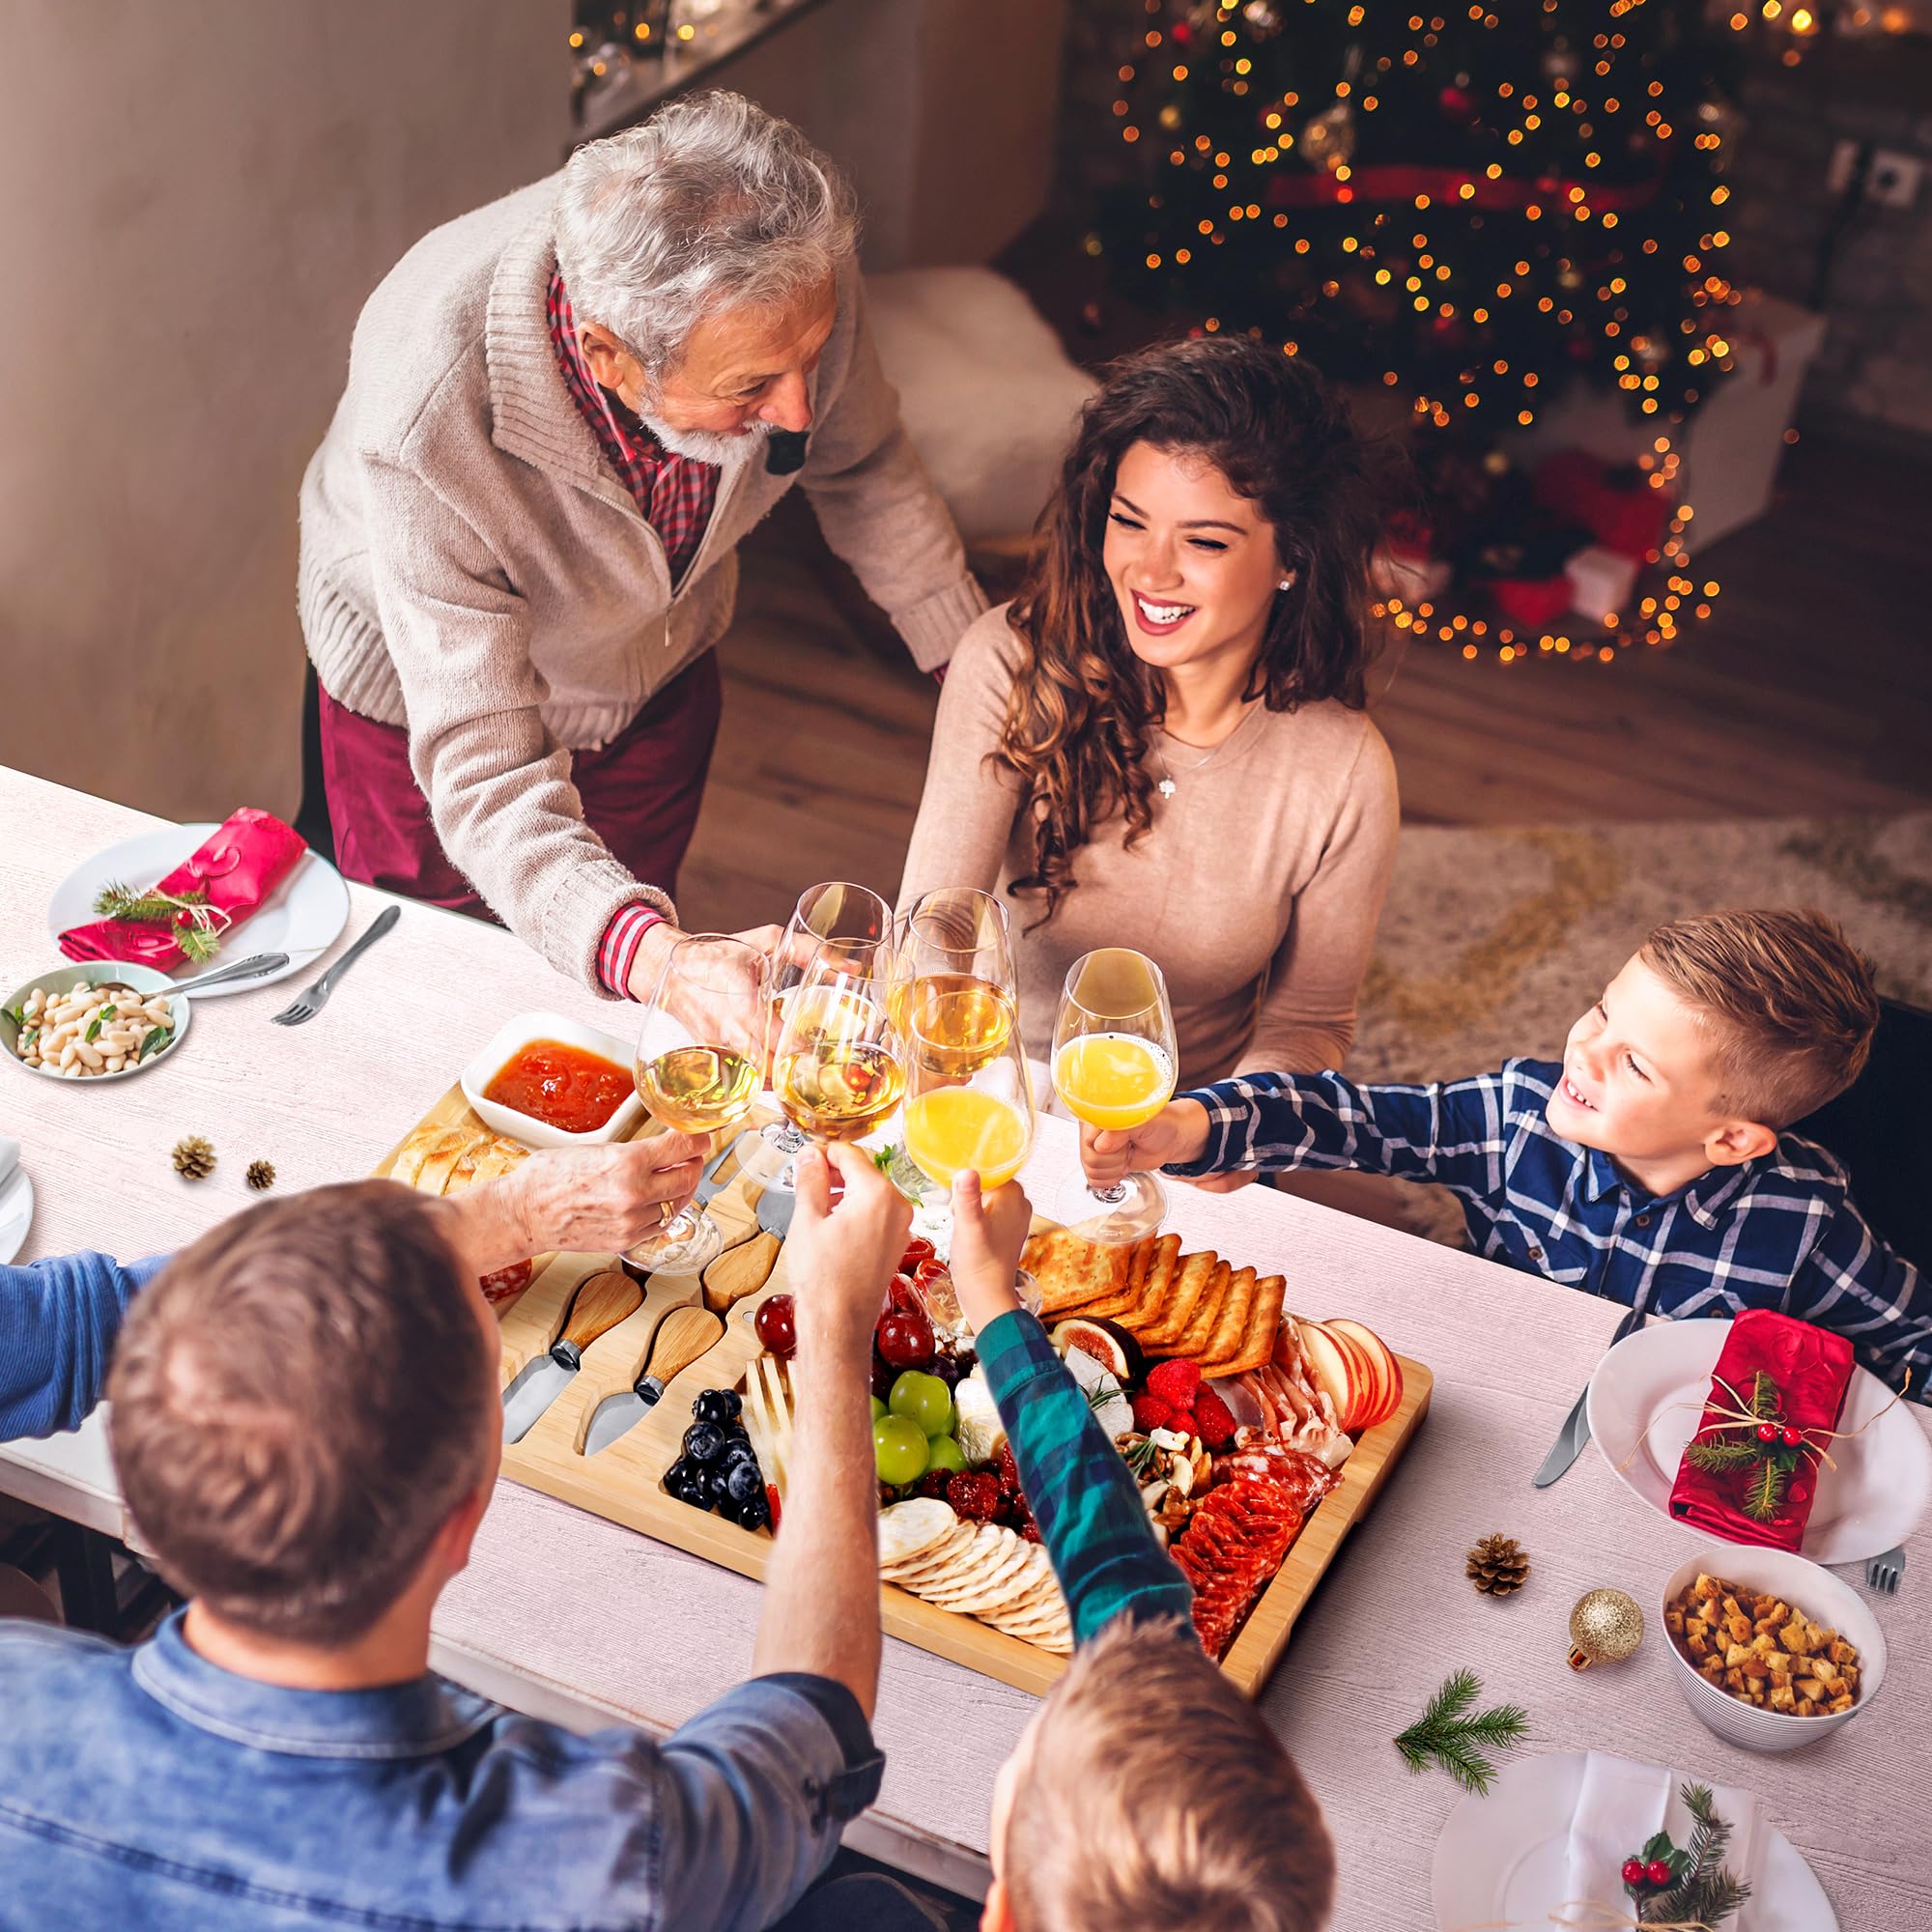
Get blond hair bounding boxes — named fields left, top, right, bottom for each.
left=1005, top=1620, right=1334, bottom=1932
left=1640, top=908, right=1879, bottom=1126
left=109, top=1182, right=497, bottom=1643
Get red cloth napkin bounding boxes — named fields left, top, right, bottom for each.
left=1668, top=1309, right=1854, bottom=1551
left=58, top=809, right=308, bottom=971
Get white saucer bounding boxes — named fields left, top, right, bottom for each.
left=47, top=823, right=349, bottom=994
left=1432, top=1751, right=1835, bottom=1930
left=1586, top=1318, right=1930, bottom=1565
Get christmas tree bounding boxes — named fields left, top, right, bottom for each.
left=1096, top=0, right=1751, bottom=660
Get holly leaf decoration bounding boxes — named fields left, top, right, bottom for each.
left=1640, top=1832, right=1673, bottom=1861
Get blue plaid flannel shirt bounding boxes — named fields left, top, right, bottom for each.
left=1169, top=1057, right=1929, bottom=1401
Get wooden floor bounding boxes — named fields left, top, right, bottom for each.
left=676, top=434, right=1930, bottom=936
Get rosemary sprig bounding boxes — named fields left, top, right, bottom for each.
left=1393, top=1668, right=1529, bottom=1795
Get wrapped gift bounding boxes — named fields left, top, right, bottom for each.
left=1492, top=574, right=1574, bottom=629
left=1566, top=544, right=1640, bottom=621
left=1668, top=1310, right=1854, bottom=1551
left=59, top=808, right=308, bottom=971
left=1535, top=451, right=1668, bottom=562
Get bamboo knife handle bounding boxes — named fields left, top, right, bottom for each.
left=550, top=1270, right=644, bottom=1369
left=636, top=1308, right=725, bottom=1401
left=701, top=1231, right=782, bottom=1315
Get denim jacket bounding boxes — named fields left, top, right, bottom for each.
left=0, top=1612, right=882, bottom=1931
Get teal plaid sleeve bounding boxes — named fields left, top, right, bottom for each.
left=976, top=1309, right=1193, bottom=1645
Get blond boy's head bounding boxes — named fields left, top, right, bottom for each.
left=1547, top=909, right=1878, bottom=1189
left=984, top=1620, right=1334, bottom=1932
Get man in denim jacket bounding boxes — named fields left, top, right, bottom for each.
left=0, top=1143, right=909, bottom=1932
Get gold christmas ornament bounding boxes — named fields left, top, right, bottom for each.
left=1567, top=1587, right=1644, bottom=1670
left=171, top=1135, right=216, bottom=1181
left=1466, top=1533, right=1531, bottom=1597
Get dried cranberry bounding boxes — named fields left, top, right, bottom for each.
left=947, top=1471, right=1001, bottom=1521
left=1018, top=1519, right=1044, bottom=1544
left=994, top=1444, right=1022, bottom=1493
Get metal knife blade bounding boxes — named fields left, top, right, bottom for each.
left=583, top=1307, right=724, bottom=1455
left=499, top=1268, right=642, bottom=1445
left=1532, top=1299, right=1648, bottom=1488
left=694, top=1140, right=743, bottom=1207
left=502, top=1354, right=577, bottom=1445
left=755, top=1182, right=795, bottom=1238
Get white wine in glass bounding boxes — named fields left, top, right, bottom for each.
left=632, top=934, right=770, bottom=1273
left=1051, top=947, right=1178, bottom=1244
left=773, top=944, right=906, bottom=1147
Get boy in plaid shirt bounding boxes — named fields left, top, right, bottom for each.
left=1083, top=909, right=1929, bottom=1399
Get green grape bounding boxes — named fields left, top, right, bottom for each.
left=870, top=1395, right=888, bottom=1423
left=888, top=1370, right=955, bottom=1439
left=873, top=1414, right=930, bottom=1486
left=924, top=1434, right=966, bottom=1474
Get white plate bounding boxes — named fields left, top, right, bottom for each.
left=46, top=823, right=349, bottom=994
left=1432, top=1751, right=1835, bottom=1931
left=0, top=1161, right=32, bottom=1264
left=1587, top=1318, right=1930, bottom=1565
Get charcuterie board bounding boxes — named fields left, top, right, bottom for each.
left=376, top=1082, right=1432, bottom=1697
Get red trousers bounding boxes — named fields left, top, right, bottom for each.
left=317, top=654, right=722, bottom=922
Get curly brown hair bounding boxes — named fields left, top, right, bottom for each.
left=997, top=336, right=1383, bottom=923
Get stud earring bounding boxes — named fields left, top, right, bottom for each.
left=1277, top=576, right=1295, bottom=591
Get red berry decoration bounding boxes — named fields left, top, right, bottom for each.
left=1755, top=1422, right=1780, bottom=1443
left=1646, top=1861, right=1672, bottom=1888
left=1780, top=1425, right=1803, bottom=1447
left=1621, top=1859, right=1646, bottom=1887
left=876, top=1305, right=937, bottom=1372
left=753, top=1293, right=797, bottom=1359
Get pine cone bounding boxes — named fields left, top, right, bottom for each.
left=171, top=1135, right=216, bottom=1181
left=245, top=1158, right=276, bottom=1192
left=1466, top=1533, right=1530, bottom=1597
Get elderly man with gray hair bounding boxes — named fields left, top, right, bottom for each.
left=300, top=93, right=984, bottom=1023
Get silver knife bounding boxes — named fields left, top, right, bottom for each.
left=1532, top=1299, right=1647, bottom=1487
left=501, top=1268, right=642, bottom=1443
left=694, top=1139, right=745, bottom=1207
left=755, top=1180, right=795, bottom=1238
left=583, top=1304, right=724, bottom=1455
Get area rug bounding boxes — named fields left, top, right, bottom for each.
left=1327, top=812, right=1932, bottom=1246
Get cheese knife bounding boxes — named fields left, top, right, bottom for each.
left=583, top=1306, right=726, bottom=1455
left=500, top=1268, right=643, bottom=1444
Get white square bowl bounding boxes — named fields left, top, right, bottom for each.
left=458, top=1010, right=643, bottom=1150
left=1661, top=1545, right=1886, bottom=1752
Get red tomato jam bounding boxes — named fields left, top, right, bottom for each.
left=483, top=1038, right=632, bottom=1134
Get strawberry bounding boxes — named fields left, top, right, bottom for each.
left=1146, top=1358, right=1204, bottom=1408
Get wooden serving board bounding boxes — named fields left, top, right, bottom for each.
left=377, top=1086, right=1433, bottom=1698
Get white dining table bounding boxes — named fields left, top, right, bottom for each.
left=2, top=766, right=1927, bottom=1928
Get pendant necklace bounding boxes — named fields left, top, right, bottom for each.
left=1151, top=709, right=1254, bottom=800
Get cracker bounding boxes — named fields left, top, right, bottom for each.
left=1024, top=1229, right=1132, bottom=1315
left=1199, top=1265, right=1259, bottom=1366
left=1137, top=1248, right=1219, bottom=1350
left=1115, top=1234, right=1182, bottom=1333
left=1069, top=1235, right=1159, bottom=1321
left=878, top=1498, right=957, bottom=1570
left=1210, top=1272, right=1287, bottom=1378
left=887, top=1522, right=980, bottom=1585
left=1170, top=1259, right=1234, bottom=1359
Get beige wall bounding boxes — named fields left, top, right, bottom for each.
left=0, top=2, right=567, bottom=822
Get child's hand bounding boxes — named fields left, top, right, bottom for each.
left=1082, top=1098, right=1212, bottom=1190
left=948, top=1172, right=1033, bottom=1332
left=784, top=1143, right=913, bottom=1363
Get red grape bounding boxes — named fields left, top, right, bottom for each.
left=753, top=1293, right=797, bottom=1358
left=875, top=1306, right=936, bottom=1372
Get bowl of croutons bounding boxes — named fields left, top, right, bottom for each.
left=1661, top=1549, right=1886, bottom=1751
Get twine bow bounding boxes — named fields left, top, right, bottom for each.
left=1614, top=1366, right=1910, bottom=1477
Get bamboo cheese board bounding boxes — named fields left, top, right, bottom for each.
left=377, top=1081, right=1433, bottom=1698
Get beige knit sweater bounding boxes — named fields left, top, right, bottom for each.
left=298, top=173, right=985, bottom=991
left=898, top=606, right=1399, bottom=1085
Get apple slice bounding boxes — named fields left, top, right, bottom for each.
left=1327, top=1318, right=1400, bottom=1428
left=1294, top=1317, right=1355, bottom=1429
left=1322, top=1322, right=1380, bottom=1433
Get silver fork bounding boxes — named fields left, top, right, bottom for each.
left=1866, top=1545, right=1906, bottom=1595
left=270, top=905, right=401, bottom=1026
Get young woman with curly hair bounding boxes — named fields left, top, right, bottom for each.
left=899, top=337, right=1398, bottom=1131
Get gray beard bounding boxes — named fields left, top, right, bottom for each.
left=636, top=409, right=773, bottom=468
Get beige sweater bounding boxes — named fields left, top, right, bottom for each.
left=298, top=173, right=984, bottom=991
left=898, top=607, right=1399, bottom=1085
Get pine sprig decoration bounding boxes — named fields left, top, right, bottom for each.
left=1685, top=1437, right=1759, bottom=1472
left=1743, top=1455, right=1790, bottom=1522
left=1634, top=1783, right=1753, bottom=1928
left=1747, top=1370, right=1779, bottom=1420
left=1687, top=1368, right=1811, bottom=1521
left=1393, top=1668, right=1528, bottom=1796
left=92, top=878, right=223, bottom=964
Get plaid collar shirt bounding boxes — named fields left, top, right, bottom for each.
left=1172, top=1057, right=1930, bottom=1399
left=546, top=271, right=718, bottom=587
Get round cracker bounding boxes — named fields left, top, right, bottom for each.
left=878, top=1498, right=957, bottom=1569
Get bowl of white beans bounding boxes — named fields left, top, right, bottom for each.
left=2, top=963, right=190, bottom=1082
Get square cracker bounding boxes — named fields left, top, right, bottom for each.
left=1208, top=1272, right=1288, bottom=1378
left=1023, top=1230, right=1132, bottom=1315
left=1138, top=1248, right=1219, bottom=1350
left=1116, top=1234, right=1183, bottom=1333
left=1197, top=1265, right=1258, bottom=1365
left=1170, top=1260, right=1234, bottom=1359
left=1071, top=1236, right=1159, bottom=1321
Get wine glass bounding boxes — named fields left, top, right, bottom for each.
left=771, top=937, right=906, bottom=1149
left=632, top=934, right=770, bottom=1274
left=746, top=882, right=895, bottom=1185
left=884, top=888, right=1018, bottom=1198
left=1051, top=948, right=1178, bottom=1244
